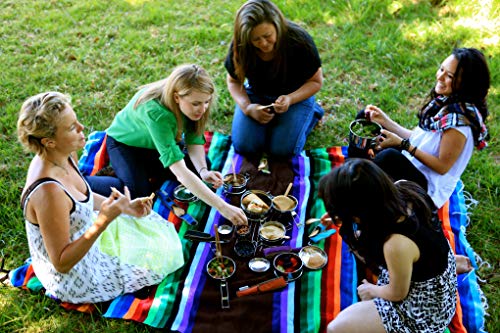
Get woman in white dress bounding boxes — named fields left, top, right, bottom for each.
left=17, top=92, right=183, bottom=303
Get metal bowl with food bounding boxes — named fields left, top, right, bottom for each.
left=240, top=190, right=273, bottom=221
left=271, top=195, right=298, bottom=213
left=206, top=255, right=236, bottom=280
left=259, top=221, right=287, bottom=245
left=298, top=245, right=328, bottom=270
left=233, top=239, right=256, bottom=258
left=273, top=252, right=303, bottom=282
left=223, top=173, right=248, bottom=195
left=217, top=223, right=234, bottom=241
left=348, top=119, right=382, bottom=151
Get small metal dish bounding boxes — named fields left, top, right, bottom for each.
left=248, top=257, right=270, bottom=273
left=299, top=245, right=328, bottom=270
left=234, top=239, right=256, bottom=258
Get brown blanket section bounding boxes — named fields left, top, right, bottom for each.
left=192, top=156, right=295, bottom=333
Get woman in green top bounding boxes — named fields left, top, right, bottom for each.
left=87, top=64, right=248, bottom=226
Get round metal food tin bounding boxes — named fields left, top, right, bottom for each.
left=233, top=239, right=256, bottom=258
left=298, top=245, right=328, bottom=270
left=273, top=252, right=303, bottom=282
left=259, top=221, right=287, bottom=245
left=240, top=190, right=273, bottom=221
left=348, top=119, right=382, bottom=151
left=223, top=173, right=248, bottom=195
left=248, top=257, right=270, bottom=273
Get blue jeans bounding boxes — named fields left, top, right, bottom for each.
left=86, top=136, right=198, bottom=198
left=231, top=89, right=324, bottom=157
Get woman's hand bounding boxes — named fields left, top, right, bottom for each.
left=273, top=95, right=291, bottom=113
left=202, top=170, right=224, bottom=189
left=97, top=187, right=131, bottom=225
left=219, top=203, right=248, bottom=226
left=357, top=279, right=378, bottom=301
left=376, top=129, right=403, bottom=150
left=365, top=105, right=391, bottom=127
left=111, top=186, right=151, bottom=218
left=245, top=103, right=275, bottom=124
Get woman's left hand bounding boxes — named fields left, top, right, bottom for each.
left=376, top=129, right=403, bottom=150
left=122, top=187, right=153, bottom=217
left=357, top=279, right=377, bottom=301
left=202, top=170, right=224, bottom=189
left=273, top=95, right=291, bottom=113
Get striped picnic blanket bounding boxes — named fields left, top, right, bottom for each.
left=10, top=131, right=487, bottom=332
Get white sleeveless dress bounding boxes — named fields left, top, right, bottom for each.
left=23, top=178, right=183, bottom=303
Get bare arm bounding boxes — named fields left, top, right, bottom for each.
left=379, top=128, right=466, bottom=175
left=357, top=234, right=419, bottom=302
left=169, top=159, right=247, bottom=226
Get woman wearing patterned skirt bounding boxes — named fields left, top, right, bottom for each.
left=319, top=159, right=456, bottom=333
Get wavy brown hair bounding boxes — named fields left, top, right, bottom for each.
left=17, top=92, right=71, bottom=158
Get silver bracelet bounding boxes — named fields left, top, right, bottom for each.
left=198, top=166, right=208, bottom=174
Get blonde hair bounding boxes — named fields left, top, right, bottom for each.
left=134, top=64, right=215, bottom=141
left=17, top=92, right=71, bottom=157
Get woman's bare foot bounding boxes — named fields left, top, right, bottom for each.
left=455, top=254, right=473, bottom=274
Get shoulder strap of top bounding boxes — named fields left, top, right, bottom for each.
left=21, top=177, right=59, bottom=210
left=21, top=178, right=76, bottom=216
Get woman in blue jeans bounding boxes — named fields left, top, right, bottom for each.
left=225, top=0, right=324, bottom=158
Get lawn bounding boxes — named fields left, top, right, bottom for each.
left=0, top=0, right=498, bottom=332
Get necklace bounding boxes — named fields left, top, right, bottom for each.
left=46, top=159, right=70, bottom=175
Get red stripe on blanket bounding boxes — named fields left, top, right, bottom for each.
left=22, top=265, right=36, bottom=289
left=320, top=146, right=347, bottom=330
left=123, top=287, right=157, bottom=321
left=90, top=134, right=109, bottom=176
left=439, top=201, right=467, bottom=333
left=322, top=230, right=343, bottom=328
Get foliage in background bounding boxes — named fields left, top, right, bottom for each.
left=0, top=0, right=498, bottom=332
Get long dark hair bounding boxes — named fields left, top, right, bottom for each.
left=231, top=0, right=314, bottom=84
left=318, top=159, right=434, bottom=265
left=424, top=47, right=490, bottom=121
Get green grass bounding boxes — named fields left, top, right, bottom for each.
left=1, top=0, right=498, bottom=332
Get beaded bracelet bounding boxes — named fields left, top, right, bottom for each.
left=400, top=138, right=411, bottom=151
left=198, top=166, right=208, bottom=175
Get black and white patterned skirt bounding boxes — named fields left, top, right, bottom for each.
left=373, top=249, right=457, bottom=333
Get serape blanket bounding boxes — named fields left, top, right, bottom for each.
left=10, top=131, right=487, bottom=332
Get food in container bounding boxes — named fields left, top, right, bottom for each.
left=259, top=221, right=286, bottom=241
left=348, top=119, right=382, bottom=151
left=298, top=245, right=328, bottom=270
left=248, top=257, right=270, bottom=272
left=273, top=252, right=303, bottom=281
left=207, top=256, right=236, bottom=279
left=240, top=190, right=273, bottom=220
left=236, top=225, right=250, bottom=237
left=234, top=239, right=256, bottom=258
left=217, top=224, right=234, bottom=240
left=223, top=173, right=248, bottom=194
